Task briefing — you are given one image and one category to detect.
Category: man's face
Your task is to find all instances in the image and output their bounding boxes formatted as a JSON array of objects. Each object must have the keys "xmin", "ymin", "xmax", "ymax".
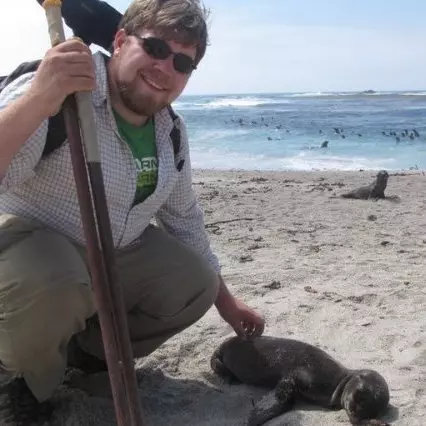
[{"xmin": 111, "ymin": 29, "xmax": 197, "ymax": 117}]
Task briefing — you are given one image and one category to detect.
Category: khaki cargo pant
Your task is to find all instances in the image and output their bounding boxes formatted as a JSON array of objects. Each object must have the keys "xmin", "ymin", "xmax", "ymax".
[{"xmin": 0, "ymin": 214, "xmax": 219, "ymax": 402}]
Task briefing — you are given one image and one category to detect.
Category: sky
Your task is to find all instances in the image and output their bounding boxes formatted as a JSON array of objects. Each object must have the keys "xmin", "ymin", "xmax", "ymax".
[{"xmin": 0, "ymin": 0, "xmax": 425, "ymax": 95}]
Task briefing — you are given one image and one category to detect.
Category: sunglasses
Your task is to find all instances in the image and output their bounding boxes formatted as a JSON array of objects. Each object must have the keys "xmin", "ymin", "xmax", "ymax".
[{"xmin": 134, "ymin": 35, "xmax": 197, "ymax": 74}]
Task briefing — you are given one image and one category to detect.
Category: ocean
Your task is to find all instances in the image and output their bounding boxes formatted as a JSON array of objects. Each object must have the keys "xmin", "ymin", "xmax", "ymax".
[{"xmin": 172, "ymin": 91, "xmax": 426, "ymax": 172}]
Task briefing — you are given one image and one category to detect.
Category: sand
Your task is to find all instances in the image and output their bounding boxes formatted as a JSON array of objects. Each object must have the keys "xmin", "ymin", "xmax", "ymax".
[{"xmin": 41, "ymin": 170, "xmax": 425, "ymax": 425}]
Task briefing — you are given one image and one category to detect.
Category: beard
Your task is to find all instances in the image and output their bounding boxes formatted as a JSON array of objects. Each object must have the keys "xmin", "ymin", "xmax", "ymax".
[{"xmin": 116, "ymin": 78, "xmax": 168, "ymax": 117}]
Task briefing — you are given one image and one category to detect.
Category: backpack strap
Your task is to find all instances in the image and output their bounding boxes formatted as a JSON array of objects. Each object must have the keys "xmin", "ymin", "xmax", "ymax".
[
  {"xmin": 42, "ymin": 112, "xmax": 67, "ymax": 157},
  {"xmin": 0, "ymin": 59, "xmax": 67, "ymax": 158},
  {"xmin": 167, "ymin": 105, "xmax": 184, "ymax": 172},
  {"xmin": 0, "ymin": 60, "xmax": 41, "ymax": 91}
]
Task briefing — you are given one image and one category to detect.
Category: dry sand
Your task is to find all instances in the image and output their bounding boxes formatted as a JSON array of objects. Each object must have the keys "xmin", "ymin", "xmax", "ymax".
[{"xmin": 46, "ymin": 169, "xmax": 425, "ymax": 425}]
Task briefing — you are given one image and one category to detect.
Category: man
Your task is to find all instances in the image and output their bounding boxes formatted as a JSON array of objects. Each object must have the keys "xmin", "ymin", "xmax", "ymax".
[{"xmin": 0, "ymin": 0, "xmax": 264, "ymax": 423}]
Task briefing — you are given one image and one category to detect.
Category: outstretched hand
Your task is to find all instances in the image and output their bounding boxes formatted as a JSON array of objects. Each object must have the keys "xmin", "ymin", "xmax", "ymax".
[{"xmin": 217, "ymin": 297, "xmax": 265, "ymax": 339}]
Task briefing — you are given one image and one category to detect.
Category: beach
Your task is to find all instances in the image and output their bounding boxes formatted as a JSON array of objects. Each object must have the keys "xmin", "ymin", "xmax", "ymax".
[{"xmin": 40, "ymin": 168, "xmax": 425, "ymax": 426}]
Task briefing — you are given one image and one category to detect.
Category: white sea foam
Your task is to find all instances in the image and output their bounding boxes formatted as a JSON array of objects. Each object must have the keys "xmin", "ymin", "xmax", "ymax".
[
  {"xmin": 173, "ymin": 96, "xmax": 288, "ymax": 110},
  {"xmin": 400, "ymin": 91, "xmax": 426, "ymax": 96},
  {"xmin": 190, "ymin": 148, "xmax": 398, "ymax": 172},
  {"xmin": 204, "ymin": 97, "xmax": 289, "ymax": 108},
  {"xmin": 290, "ymin": 92, "xmax": 330, "ymax": 97}
]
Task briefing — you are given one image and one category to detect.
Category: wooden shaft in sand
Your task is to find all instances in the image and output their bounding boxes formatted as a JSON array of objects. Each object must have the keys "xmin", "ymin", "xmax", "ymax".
[{"xmin": 39, "ymin": 1, "xmax": 146, "ymax": 425}]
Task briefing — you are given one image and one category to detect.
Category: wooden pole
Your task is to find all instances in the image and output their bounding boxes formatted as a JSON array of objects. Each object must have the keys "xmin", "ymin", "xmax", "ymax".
[{"xmin": 39, "ymin": 1, "xmax": 146, "ymax": 425}]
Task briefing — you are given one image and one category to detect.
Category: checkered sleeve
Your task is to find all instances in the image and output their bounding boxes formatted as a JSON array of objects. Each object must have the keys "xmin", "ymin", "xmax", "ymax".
[
  {"xmin": 0, "ymin": 73, "xmax": 48, "ymax": 194},
  {"xmin": 155, "ymin": 116, "xmax": 221, "ymax": 273}
]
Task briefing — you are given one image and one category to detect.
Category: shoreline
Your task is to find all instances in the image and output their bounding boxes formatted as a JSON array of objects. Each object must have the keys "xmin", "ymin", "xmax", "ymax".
[{"xmin": 193, "ymin": 167, "xmax": 426, "ymax": 174}]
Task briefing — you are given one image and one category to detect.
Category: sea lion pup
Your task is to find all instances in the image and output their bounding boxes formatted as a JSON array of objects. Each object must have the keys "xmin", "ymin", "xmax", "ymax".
[
  {"xmin": 211, "ymin": 336, "xmax": 390, "ymax": 426},
  {"xmin": 340, "ymin": 170, "xmax": 389, "ymax": 200}
]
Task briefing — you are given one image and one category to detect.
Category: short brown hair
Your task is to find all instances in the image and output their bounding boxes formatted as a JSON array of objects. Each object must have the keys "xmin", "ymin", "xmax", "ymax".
[{"xmin": 119, "ymin": 0, "xmax": 210, "ymax": 66}]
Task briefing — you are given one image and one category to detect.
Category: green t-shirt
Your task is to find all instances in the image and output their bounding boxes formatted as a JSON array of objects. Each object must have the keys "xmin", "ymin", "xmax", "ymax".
[{"xmin": 113, "ymin": 110, "xmax": 158, "ymax": 205}]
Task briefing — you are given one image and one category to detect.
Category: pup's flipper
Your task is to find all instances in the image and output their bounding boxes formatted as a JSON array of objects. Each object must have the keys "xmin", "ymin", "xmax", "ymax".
[{"xmin": 247, "ymin": 378, "xmax": 296, "ymax": 425}]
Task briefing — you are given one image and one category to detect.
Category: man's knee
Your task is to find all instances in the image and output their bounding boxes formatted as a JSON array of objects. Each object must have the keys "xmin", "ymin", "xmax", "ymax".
[
  {"xmin": 132, "ymin": 251, "xmax": 219, "ymax": 324},
  {"xmin": 194, "ymin": 263, "xmax": 219, "ymax": 313},
  {"xmin": 176, "ymin": 257, "xmax": 219, "ymax": 323},
  {"xmin": 125, "ymin": 263, "xmax": 219, "ymax": 359}
]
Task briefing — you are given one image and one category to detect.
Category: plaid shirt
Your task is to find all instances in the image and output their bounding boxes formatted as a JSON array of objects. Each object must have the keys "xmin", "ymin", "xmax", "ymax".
[{"xmin": 0, "ymin": 52, "xmax": 220, "ymax": 273}]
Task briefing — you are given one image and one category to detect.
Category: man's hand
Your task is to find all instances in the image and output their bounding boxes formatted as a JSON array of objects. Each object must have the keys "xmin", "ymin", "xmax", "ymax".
[
  {"xmin": 218, "ymin": 297, "xmax": 265, "ymax": 338},
  {"xmin": 28, "ymin": 38, "xmax": 96, "ymax": 117},
  {"xmin": 215, "ymin": 275, "xmax": 265, "ymax": 338}
]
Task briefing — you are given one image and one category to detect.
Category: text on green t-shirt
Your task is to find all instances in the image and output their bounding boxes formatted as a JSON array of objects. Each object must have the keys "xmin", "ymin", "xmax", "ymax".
[{"xmin": 113, "ymin": 109, "xmax": 158, "ymax": 205}]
